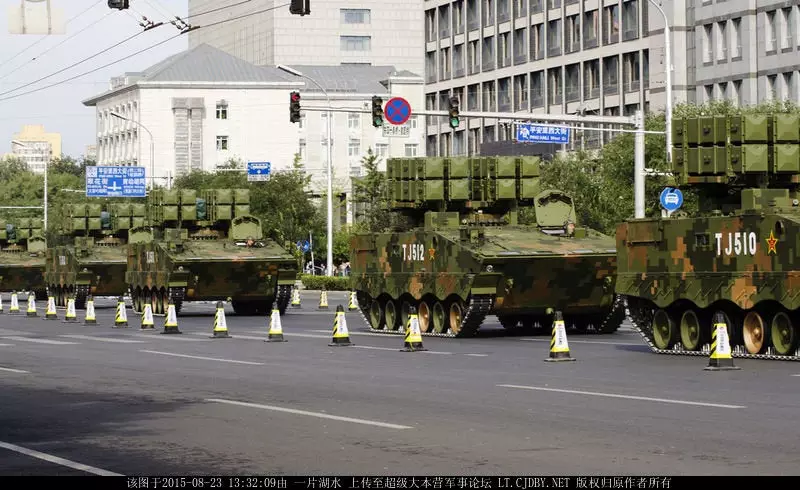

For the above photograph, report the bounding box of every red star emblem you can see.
[428,247,436,260]
[766,230,778,255]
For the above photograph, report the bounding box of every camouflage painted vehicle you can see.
[44,201,137,308]
[125,188,298,316]
[619,112,800,360]
[0,217,47,299]
[350,156,624,338]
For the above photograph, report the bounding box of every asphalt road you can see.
[1,290,800,476]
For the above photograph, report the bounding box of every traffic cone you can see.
[544,311,576,362]
[162,299,182,334]
[401,306,427,352]
[291,288,301,308]
[44,296,58,320]
[705,312,741,371]
[318,290,328,309]
[348,291,358,311]
[329,305,354,346]
[10,291,19,314]
[211,301,231,338]
[64,297,77,323]
[140,303,154,329]
[84,296,97,325]
[26,293,37,317]
[113,296,128,327]
[266,308,287,342]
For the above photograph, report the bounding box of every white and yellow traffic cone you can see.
[162,299,181,334]
[318,290,328,309]
[266,308,287,342]
[26,293,37,317]
[545,311,576,362]
[44,296,58,320]
[113,296,128,327]
[348,291,358,311]
[84,296,97,325]
[329,304,354,346]
[211,301,231,338]
[64,296,77,323]
[401,306,427,352]
[291,288,301,308]
[140,303,154,329]
[10,291,20,314]
[705,312,741,371]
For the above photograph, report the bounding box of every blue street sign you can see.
[385,97,412,126]
[515,123,571,144]
[296,240,310,253]
[660,187,684,213]
[247,162,271,182]
[85,166,146,197]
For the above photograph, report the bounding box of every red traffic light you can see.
[291,92,301,102]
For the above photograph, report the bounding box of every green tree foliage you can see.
[351,148,391,232]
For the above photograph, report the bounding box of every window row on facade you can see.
[703,72,800,106]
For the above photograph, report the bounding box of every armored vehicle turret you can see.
[350,155,624,338]
[125,188,298,316]
[0,216,47,299]
[619,112,800,360]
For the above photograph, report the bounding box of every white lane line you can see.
[206,398,414,430]
[498,384,746,409]
[0,343,15,347]
[791,374,800,377]
[59,335,146,344]
[0,328,33,336]
[311,329,395,337]
[0,366,29,374]
[243,330,330,339]
[131,333,210,342]
[2,336,79,345]
[520,338,642,346]
[465,353,489,357]
[0,440,121,476]
[354,345,399,352]
[140,350,264,365]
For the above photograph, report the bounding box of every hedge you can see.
[299,274,352,291]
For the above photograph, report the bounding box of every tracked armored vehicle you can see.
[0,217,47,299]
[350,155,624,338]
[44,202,137,308]
[618,112,800,360]
[125,188,298,316]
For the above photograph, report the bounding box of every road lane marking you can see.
[206,398,413,429]
[243,330,331,339]
[520,338,642,346]
[132,333,210,342]
[0,440,121,476]
[791,374,800,377]
[2,336,79,345]
[0,343,15,347]
[140,350,264,365]
[0,366,29,374]
[497,384,745,409]
[59,335,146,344]
[0,328,32,336]
[465,353,489,357]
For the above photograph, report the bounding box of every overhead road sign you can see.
[85,166,146,197]
[385,97,412,126]
[248,162,272,182]
[515,123,571,144]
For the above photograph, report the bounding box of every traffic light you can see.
[448,96,460,129]
[290,91,302,123]
[107,0,130,9]
[371,96,384,127]
[289,0,310,16]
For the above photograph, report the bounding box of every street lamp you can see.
[647,0,673,163]
[110,110,155,189]
[278,64,334,277]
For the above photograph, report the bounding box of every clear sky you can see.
[0,0,188,158]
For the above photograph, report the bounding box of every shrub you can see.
[299,274,352,291]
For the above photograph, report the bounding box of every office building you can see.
[9,124,62,173]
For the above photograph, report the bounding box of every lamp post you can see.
[110,111,155,189]
[278,64,334,277]
[647,0,673,162]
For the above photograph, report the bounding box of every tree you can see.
[351,148,391,232]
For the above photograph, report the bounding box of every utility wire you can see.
[0,3,291,103]
[183,0,255,21]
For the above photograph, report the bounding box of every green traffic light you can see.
[449,117,459,128]
[374,117,383,126]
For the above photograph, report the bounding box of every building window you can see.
[216,103,227,120]
[603,5,619,45]
[731,18,742,58]
[404,144,418,157]
[375,143,389,157]
[766,11,776,52]
[410,115,419,129]
[216,136,229,151]
[340,36,371,51]
[348,139,361,158]
[299,139,306,161]
[703,24,713,63]
[348,113,360,129]
[341,9,370,24]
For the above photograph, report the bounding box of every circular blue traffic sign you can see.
[660,187,683,212]
[385,97,411,125]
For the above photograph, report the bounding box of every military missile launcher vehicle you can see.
[0,217,47,298]
[44,201,138,308]
[618,112,800,360]
[125,188,298,316]
[350,155,624,338]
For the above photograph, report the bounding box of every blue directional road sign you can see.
[296,240,310,253]
[247,162,271,182]
[515,123,571,144]
[385,97,412,126]
[660,187,684,213]
[85,166,146,197]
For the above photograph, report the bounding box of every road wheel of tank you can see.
[679,309,704,351]
[651,308,678,350]
[400,299,413,331]
[384,299,399,331]
[498,315,519,329]
[431,301,446,333]
[369,300,384,329]
[770,311,798,356]
[743,310,771,354]
[417,300,432,332]
[448,300,464,335]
